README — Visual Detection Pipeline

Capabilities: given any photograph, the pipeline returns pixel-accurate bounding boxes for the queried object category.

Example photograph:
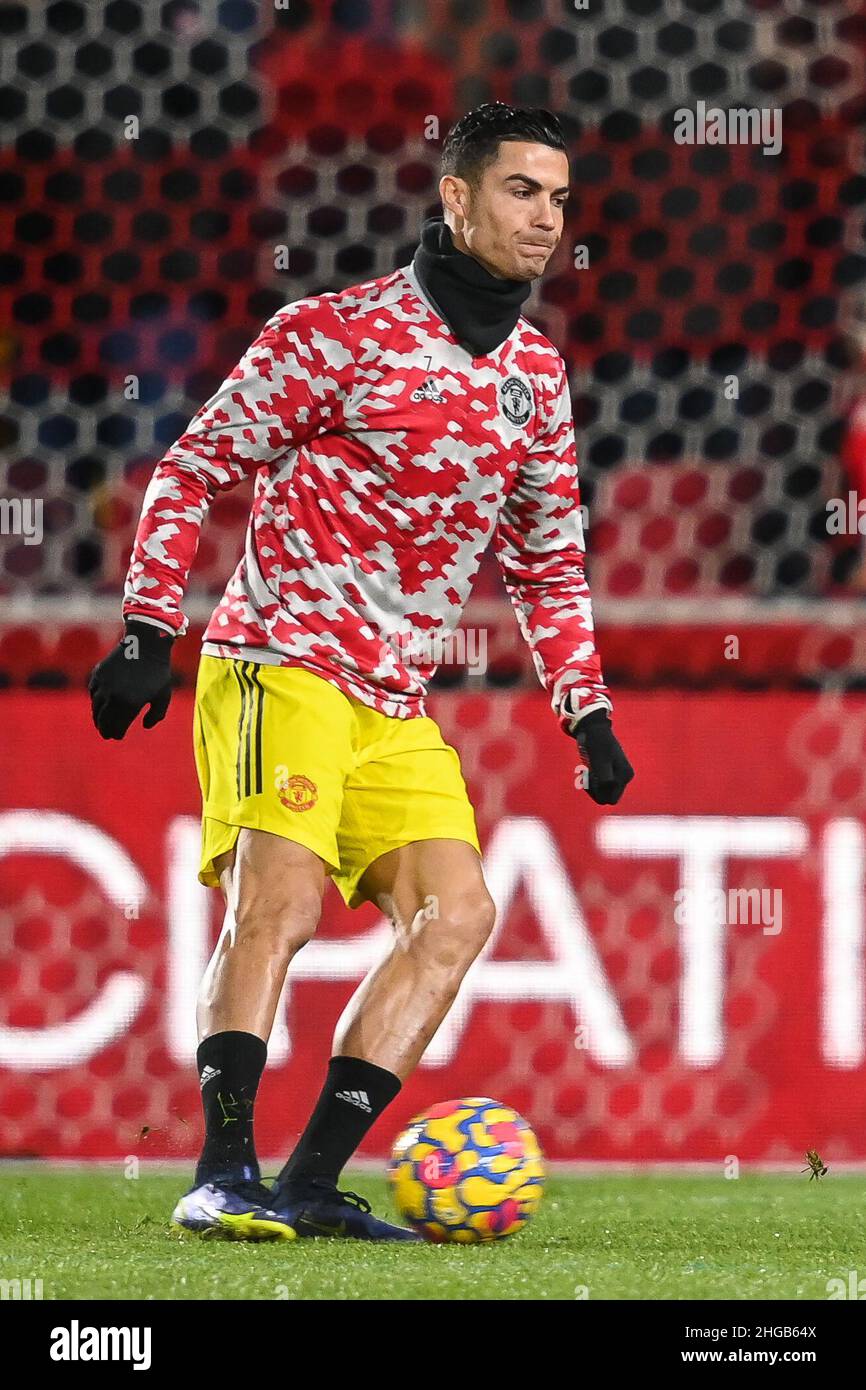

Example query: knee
[447,889,494,945]
[234,886,322,956]
[416,885,497,960]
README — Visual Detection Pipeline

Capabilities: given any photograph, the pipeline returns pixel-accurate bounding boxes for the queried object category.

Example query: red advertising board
[1,688,865,1163]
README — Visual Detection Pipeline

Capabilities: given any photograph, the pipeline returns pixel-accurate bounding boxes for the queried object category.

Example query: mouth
[518,242,552,253]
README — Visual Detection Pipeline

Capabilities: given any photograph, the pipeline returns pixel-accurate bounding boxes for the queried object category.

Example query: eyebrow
[503,174,571,196]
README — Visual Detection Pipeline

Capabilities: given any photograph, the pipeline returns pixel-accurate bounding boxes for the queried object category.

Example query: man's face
[442,140,570,281]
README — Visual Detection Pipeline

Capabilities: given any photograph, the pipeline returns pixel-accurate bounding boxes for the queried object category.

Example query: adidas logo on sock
[199,1065,222,1089]
[335,1089,372,1113]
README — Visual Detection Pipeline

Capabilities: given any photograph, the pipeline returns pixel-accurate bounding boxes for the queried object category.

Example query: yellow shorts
[193,656,481,909]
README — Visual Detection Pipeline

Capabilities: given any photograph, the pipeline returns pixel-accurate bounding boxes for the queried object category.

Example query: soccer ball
[387,1097,545,1243]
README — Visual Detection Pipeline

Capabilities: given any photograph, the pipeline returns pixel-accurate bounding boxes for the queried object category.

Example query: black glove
[88,619,175,741]
[571,708,634,806]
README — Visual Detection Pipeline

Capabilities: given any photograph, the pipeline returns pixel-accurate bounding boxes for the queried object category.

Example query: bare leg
[333,838,496,1080]
[273,837,495,1198]
[197,827,327,1043]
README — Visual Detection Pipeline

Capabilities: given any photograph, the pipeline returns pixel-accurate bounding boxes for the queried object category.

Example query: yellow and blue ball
[388,1097,545,1243]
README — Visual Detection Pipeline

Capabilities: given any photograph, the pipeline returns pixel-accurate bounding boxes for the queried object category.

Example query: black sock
[194,1030,267,1187]
[277,1055,402,1190]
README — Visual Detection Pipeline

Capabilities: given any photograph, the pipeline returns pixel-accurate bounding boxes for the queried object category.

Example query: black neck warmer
[411,216,533,358]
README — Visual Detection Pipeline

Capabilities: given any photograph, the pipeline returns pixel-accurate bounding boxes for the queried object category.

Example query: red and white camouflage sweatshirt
[122,261,612,728]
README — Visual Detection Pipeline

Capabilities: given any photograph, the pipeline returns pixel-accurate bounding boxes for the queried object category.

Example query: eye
[513,189,567,207]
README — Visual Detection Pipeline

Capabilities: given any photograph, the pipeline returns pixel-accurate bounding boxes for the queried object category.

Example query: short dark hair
[440,102,567,191]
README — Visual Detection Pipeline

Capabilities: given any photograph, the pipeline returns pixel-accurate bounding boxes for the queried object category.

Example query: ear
[439,174,469,222]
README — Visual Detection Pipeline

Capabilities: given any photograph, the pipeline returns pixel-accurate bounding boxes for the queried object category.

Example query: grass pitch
[0,1167,862,1300]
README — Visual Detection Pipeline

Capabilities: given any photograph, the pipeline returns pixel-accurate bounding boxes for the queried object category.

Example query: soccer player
[89,103,634,1241]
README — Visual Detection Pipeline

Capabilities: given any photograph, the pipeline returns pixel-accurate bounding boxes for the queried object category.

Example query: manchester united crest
[499,375,533,427]
[277,774,318,812]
